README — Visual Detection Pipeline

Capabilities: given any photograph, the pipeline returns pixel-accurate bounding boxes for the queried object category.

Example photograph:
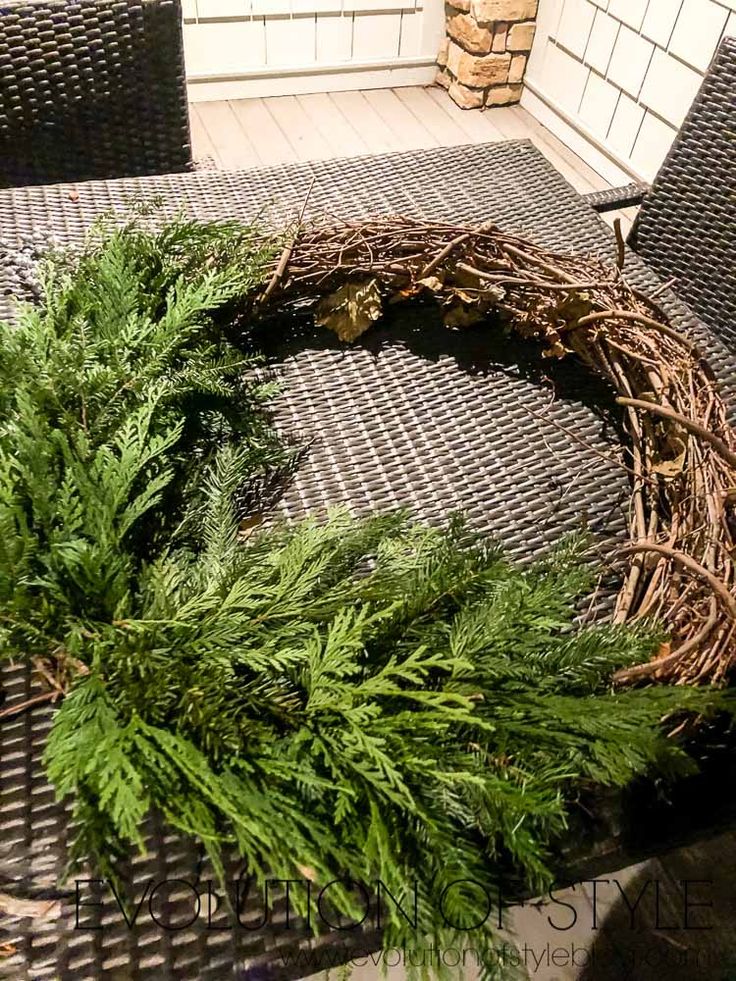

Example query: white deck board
[228,98,299,166]
[262,95,335,162]
[193,101,260,171]
[190,85,633,228]
[328,89,400,154]
[392,86,469,147]
[296,93,370,158]
[360,87,441,151]
[424,86,506,143]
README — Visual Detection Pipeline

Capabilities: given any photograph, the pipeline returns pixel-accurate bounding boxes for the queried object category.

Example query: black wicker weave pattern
[627,36,736,349]
[0,0,192,188]
[582,182,649,212]
[0,142,734,980]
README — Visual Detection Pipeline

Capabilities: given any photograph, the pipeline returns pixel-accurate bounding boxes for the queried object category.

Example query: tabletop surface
[0,141,734,980]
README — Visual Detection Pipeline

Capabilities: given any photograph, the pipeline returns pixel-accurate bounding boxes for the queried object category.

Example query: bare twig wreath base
[251,216,736,686]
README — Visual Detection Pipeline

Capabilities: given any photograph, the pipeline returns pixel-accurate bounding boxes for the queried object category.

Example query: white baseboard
[187,61,437,102]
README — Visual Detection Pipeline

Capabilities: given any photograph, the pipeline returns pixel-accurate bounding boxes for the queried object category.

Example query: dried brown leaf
[542,340,572,359]
[238,514,264,540]
[652,445,687,478]
[416,275,444,292]
[655,642,672,661]
[315,279,382,342]
[443,301,484,328]
[552,290,595,326]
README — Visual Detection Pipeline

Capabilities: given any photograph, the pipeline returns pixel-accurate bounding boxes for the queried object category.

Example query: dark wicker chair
[584,36,736,349]
[0,0,192,188]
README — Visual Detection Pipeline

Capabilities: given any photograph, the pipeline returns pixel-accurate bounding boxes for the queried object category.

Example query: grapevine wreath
[254,214,736,686]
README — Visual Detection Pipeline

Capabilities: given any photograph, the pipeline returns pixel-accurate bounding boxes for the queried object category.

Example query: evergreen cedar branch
[0,215,733,977]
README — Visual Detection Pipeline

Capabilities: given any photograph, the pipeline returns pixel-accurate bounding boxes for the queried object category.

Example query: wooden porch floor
[189,85,637,235]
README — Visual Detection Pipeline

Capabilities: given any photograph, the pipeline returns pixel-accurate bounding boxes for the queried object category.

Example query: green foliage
[1,216,734,979]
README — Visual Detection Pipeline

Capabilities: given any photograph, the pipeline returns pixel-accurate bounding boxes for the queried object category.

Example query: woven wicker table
[1,142,735,981]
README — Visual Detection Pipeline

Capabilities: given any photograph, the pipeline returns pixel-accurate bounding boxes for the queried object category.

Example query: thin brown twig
[620,542,736,619]
[260,177,316,303]
[0,690,60,721]
[613,217,626,271]
[617,397,736,470]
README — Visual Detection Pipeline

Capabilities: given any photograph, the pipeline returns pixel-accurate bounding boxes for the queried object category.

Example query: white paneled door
[184,0,446,102]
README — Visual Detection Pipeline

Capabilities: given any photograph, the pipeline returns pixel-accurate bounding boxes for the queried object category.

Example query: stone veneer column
[436,0,538,109]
